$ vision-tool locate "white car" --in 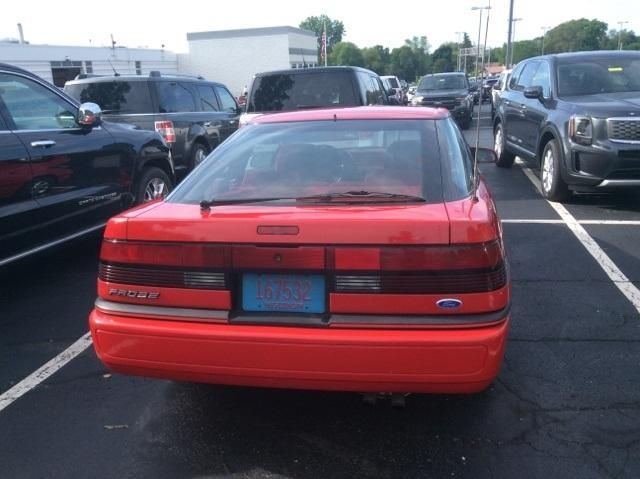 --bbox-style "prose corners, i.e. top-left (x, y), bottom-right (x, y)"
top-left (381, 75), bottom-right (405, 104)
